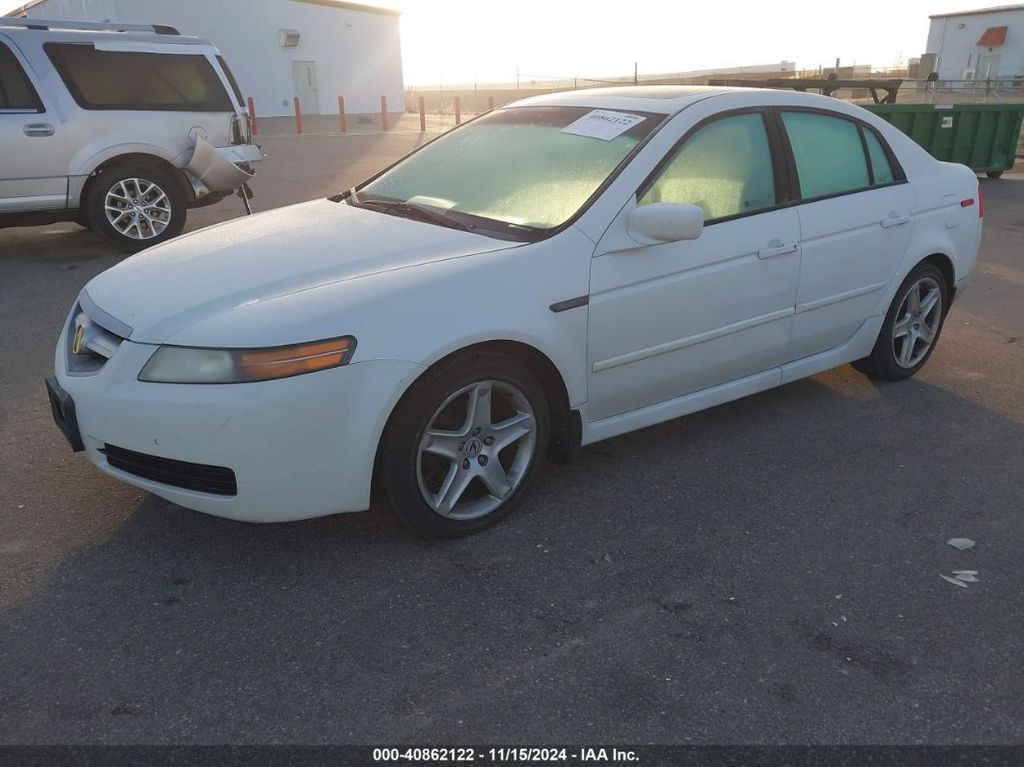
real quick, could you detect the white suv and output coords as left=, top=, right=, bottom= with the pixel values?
left=0, top=18, right=262, bottom=251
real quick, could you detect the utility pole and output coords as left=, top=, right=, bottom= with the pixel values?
left=634, top=61, right=638, bottom=85
left=516, top=67, right=520, bottom=90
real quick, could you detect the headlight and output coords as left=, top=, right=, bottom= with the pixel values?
left=138, top=336, right=356, bottom=384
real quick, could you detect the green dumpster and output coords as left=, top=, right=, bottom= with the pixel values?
left=865, top=103, right=1023, bottom=178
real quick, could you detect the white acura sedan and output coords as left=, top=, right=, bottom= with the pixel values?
left=47, top=86, right=982, bottom=537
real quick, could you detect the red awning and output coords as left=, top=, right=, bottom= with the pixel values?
left=977, top=26, right=1007, bottom=46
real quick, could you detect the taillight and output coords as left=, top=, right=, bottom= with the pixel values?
left=230, top=114, right=247, bottom=145
left=977, top=183, right=984, bottom=218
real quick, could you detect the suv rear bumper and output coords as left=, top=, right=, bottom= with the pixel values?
left=185, top=138, right=263, bottom=197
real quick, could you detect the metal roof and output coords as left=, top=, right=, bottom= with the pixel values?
left=977, top=25, right=1009, bottom=44
left=6, top=0, right=400, bottom=19
left=288, top=0, right=399, bottom=16
left=929, top=4, right=1024, bottom=20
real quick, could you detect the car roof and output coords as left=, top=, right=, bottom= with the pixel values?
left=504, top=85, right=877, bottom=118
left=506, top=85, right=734, bottom=115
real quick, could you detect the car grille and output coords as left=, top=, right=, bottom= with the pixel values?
left=102, top=444, right=238, bottom=496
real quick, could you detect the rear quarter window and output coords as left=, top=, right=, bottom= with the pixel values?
left=863, top=129, right=896, bottom=185
left=44, top=43, right=233, bottom=112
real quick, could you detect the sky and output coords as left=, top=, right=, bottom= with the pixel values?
left=1, top=0, right=999, bottom=85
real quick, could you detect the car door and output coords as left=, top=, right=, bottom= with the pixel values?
left=779, top=109, right=915, bottom=361
left=587, top=110, right=801, bottom=421
left=0, top=36, right=68, bottom=212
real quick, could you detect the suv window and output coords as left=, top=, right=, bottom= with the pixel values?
left=863, top=129, right=896, bottom=185
left=0, top=42, right=41, bottom=111
left=639, top=112, right=776, bottom=221
left=782, top=112, right=871, bottom=199
left=216, top=55, right=244, bottom=107
left=45, top=43, right=233, bottom=112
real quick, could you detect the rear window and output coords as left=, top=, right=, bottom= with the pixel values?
left=0, top=42, right=41, bottom=111
left=216, top=55, right=244, bottom=107
left=45, top=43, right=233, bottom=112
left=782, top=112, right=870, bottom=199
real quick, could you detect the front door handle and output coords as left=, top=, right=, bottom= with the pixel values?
left=23, top=123, right=55, bottom=137
left=757, top=242, right=798, bottom=260
left=881, top=213, right=910, bottom=229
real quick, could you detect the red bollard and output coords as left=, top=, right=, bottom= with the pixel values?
left=293, top=96, right=303, bottom=135
left=381, top=95, right=388, bottom=131
left=247, top=96, right=258, bottom=136
left=454, top=96, right=461, bottom=125
left=418, top=96, right=426, bottom=132
left=338, top=96, right=347, bottom=133
left=487, top=96, right=494, bottom=111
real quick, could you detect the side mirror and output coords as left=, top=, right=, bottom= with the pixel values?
left=627, top=202, right=704, bottom=245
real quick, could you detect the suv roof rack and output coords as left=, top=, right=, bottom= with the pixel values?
left=0, top=17, right=180, bottom=35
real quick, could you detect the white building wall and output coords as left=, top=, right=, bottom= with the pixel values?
left=23, top=0, right=404, bottom=116
left=925, top=7, right=1024, bottom=81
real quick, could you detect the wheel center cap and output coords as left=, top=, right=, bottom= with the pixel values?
left=464, top=438, right=482, bottom=458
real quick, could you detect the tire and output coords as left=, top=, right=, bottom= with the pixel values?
left=87, top=164, right=186, bottom=253
left=851, top=262, right=949, bottom=381
left=378, top=350, right=550, bottom=538
left=986, top=171, right=1003, bottom=180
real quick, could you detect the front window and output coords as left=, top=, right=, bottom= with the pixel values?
left=351, top=106, right=662, bottom=239
left=0, top=42, right=41, bottom=112
left=638, top=112, right=777, bottom=221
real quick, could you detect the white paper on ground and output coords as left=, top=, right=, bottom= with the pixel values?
left=940, top=574, right=969, bottom=588
left=947, top=537, right=976, bottom=551
left=562, top=110, right=646, bottom=141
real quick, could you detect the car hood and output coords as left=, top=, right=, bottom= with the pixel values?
left=84, top=199, right=517, bottom=344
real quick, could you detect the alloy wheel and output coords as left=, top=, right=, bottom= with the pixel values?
left=416, top=380, right=537, bottom=520
left=104, top=177, right=173, bottom=241
left=892, top=276, right=943, bottom=369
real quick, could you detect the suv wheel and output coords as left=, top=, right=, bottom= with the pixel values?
left=379, top=351, right=549, bottom=538
left=87, top=164, right=186, bottom=253
left=852, top=262, right=949, bottom=381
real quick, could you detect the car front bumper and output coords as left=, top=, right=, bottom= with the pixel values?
left=52, top=326, right=422, bottom=523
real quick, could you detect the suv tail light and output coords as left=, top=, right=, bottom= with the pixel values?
left=230, top=114, right=248, bottom=145
left=978, top=182, right=984, bottom=218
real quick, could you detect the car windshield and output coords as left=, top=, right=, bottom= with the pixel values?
left=350, top=106, right=663, bottom=239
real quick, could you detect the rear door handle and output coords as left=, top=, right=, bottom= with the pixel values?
left=23, top=123, right=55, bottom=137
left=757, top=242, right=798, bottom=260
left=881, top=213, right=910, bottom=228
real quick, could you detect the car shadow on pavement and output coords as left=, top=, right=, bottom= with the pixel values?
left=2, top=369, right=1022, bottom=744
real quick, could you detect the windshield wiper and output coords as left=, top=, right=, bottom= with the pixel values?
left=354, top=197, right=477, bottom=233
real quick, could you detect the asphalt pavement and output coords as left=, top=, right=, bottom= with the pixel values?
left=1, top=135, right=1022, bottom=745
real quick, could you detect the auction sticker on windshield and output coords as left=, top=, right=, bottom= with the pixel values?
left=561, top=109, right=646, bottom=140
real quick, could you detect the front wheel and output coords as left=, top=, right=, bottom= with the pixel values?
left=852, top=262, right=949, bottom=381
left=87, top=164, right=186, bottom=253
left=378, top=351, right=549, bottom=538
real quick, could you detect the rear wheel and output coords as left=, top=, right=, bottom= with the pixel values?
left=87, top=164, right=186, bottom=253
left=852, top=262, right=948, bottom=381
left=379, top=351, right=549, bottom=538
left=986, top=171, right=1003, bottom=180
